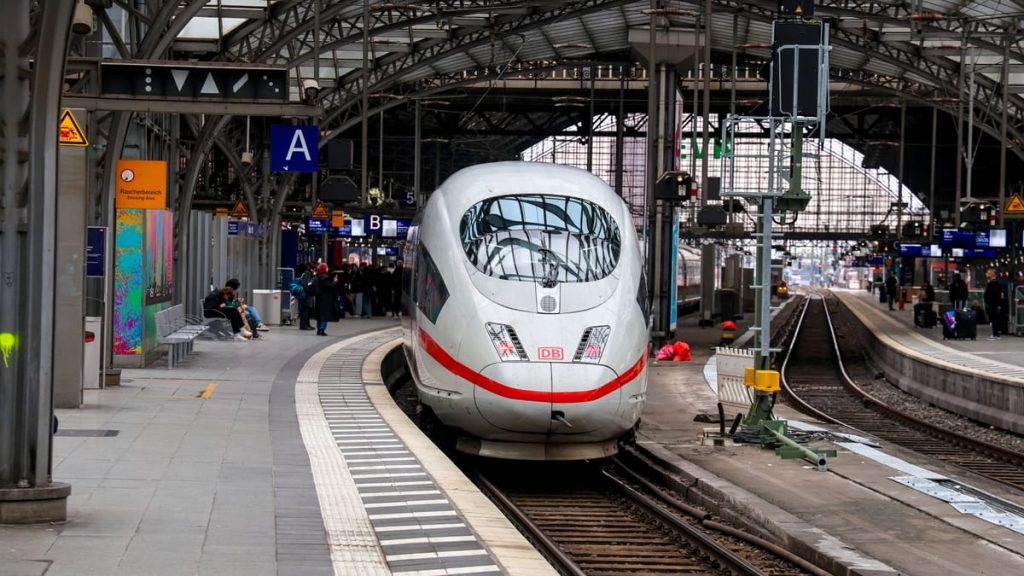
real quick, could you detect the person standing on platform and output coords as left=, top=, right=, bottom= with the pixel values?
left=950, top=273, right=968, bottom=311
left=313, top=263, right=340, bottom=336
left=984, top=268, right=1006, bottom=340
left=921, top=281, right=935, bottom=303
left=885, top=273, right=899, bottom=311
left=294, top=264, right=314, bottom=330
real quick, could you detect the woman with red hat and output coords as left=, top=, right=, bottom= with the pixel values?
left=312, top=263, right=340, bottom=336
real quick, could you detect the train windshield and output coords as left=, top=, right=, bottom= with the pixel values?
left=460, top=195, right=621, bottom=284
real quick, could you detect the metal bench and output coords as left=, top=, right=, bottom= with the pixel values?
left=155, top=304, right=208, bottom=368
left=199, top=299, right=236, bottom=340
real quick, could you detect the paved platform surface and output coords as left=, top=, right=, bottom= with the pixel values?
left=641, top=307, right=1024, bottom=576
left=0, top=319, right=552, bottom=576
left=834, top=288, right=1024, bottom=376
left=6, top=300, right=1024, bottom=576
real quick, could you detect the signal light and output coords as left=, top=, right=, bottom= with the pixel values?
left=573, top=326, right=610, bottom=363
left=486, top=323, right=527, bottom=361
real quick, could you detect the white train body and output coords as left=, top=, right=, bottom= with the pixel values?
left=400, top=162, right=649, bottom=461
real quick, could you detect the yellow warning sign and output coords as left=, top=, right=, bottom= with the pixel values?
left=794, top=5, right=803, bottom=14
left=311, top=200, right=330, bottom=219
left=229, top=199, right=249, bottom=218
left=1007, top=193, right=1024, bottom=214
left=331, top=210, right=345, bottom=228
left=58, top=109, right=88, bottom=146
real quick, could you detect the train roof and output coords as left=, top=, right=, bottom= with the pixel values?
left=433, top=161, right=626, bottom=214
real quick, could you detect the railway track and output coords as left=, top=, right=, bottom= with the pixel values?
left=470, top=456, right=820, bottom=576
left=782, top=294, right=1024, bottom=491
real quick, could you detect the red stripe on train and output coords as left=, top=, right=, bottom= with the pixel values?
left=417, top=328, right=646, bottom=403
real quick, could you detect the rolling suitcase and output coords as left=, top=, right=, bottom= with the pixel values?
left=915, top=308, right=937, bottom=328
left=914, top=303, right=936, bottom=328
left=955, top=310, right=977, bottom=340
left=942, top=310, right=957, bottom=339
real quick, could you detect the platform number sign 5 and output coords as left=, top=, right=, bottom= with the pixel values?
left=538, top=347, right=564, bottom=360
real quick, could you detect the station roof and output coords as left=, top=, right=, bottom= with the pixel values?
left=65, top=1, right=1024, bottom=227
left=162, top=0, right=1024, bottom=148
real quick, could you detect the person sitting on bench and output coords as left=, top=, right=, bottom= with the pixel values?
left=225, top=278, right=269, bottom=332
left=203, top=286, right=252, bottom=340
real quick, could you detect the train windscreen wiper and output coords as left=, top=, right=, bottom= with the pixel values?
left=538, top=248, right=559, bottom=288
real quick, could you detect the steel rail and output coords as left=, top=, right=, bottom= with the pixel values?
left=473, top=472, right=587, bottom=576
left=781, top=293, right=1024, bottom=490
left=599, top=468, right=768, bottom=576
left=614, top=448, right=833, bottom=576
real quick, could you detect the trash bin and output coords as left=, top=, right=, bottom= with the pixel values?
left=84, top=316, right=102, bottom=389
left=252, top=289, right=282, bottom=325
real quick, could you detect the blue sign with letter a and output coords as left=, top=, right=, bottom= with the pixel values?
left=270, top=125, right=319, bottom=172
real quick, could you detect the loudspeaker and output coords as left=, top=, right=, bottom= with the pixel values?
left=327, top=140, right=353, bottom=170
left=319, top=175, right=359, bottom=202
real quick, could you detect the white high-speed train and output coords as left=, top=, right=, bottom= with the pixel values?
left=400, top=162, right=650, bottom=461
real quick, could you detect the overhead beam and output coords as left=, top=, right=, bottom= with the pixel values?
left=62, top=96, right=321, bottom=117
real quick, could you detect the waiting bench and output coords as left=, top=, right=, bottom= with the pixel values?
left=155, top=304, right=208, bottom=368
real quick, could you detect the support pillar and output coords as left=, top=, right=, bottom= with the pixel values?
left=651, top=64, right=679, bottom=339
left=53, top=109, right=89, bottom=408
left=0, top=0, right=73, bottom=524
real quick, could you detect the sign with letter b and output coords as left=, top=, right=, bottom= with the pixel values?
left=270, top=125, right=319, bottom=172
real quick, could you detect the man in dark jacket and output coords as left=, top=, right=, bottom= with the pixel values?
left=885, top=274, right=899, bottom=311
left=983, top=268, right=1006, bottom=340
left=950, top=273, right=968, bottom=310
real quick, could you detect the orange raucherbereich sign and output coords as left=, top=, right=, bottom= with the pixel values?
left=115, top=160, right=167, bottom=209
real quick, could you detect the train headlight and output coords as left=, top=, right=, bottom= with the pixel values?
left=573, top=325, right=610, bottom=363
left=485, top=323, right=528, bottom=361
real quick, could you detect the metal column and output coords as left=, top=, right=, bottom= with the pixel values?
left=0, top=0, right=73, bottom=521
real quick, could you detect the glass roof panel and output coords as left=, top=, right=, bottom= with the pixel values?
left=177, top=1, right=276, bottom=39
left=177, top=16, right=248, bottom=39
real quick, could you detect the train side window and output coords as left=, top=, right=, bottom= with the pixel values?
left=636, top=273, right=650, bottom=318
left=416, top=245, right=449, bottom=323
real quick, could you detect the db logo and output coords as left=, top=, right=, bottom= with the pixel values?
left=538, top=347, right=564, bottom=360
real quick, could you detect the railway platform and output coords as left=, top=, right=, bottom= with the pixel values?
left=641, top=309, right=1024, bottom=576
left=0, top=322, right=553, bottom=576
left=4, top=309, right=1024, bottom=576
left=830, top=289, right=1024, bottom=435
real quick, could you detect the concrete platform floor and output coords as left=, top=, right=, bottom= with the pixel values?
left=641, top=309, right=1024, bottom=576
left=837, top=288, right=1024, bottom=369
left=0, top=318, right=398, bottom=576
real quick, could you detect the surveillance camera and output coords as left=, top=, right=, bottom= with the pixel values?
left=72, top=1, right=94, bottom=36
left=241, top=151, right=253, bottom=167
left=302, top=79, right=320, bottom=100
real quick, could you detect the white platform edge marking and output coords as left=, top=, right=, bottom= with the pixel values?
left=835, top=441, right=948, bottom=480
left=837, top=291, right=1024, bottom=384
left=362, top=339, right=560, bottom=576
left=296, top=332, right=392, bottom=576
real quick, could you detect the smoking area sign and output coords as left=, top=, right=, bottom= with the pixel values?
left=270, top=125, right=319, bottom=172
left=115, top=160, right=167, bottom=209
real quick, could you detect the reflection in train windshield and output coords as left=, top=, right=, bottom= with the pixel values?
left=460, top=195, right=621, bottom=284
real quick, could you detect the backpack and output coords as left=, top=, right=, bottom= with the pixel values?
left=289, top=281, right=305, bottom=298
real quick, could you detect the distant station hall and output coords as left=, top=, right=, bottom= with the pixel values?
left=5, top=1, right=1024, bottom=575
